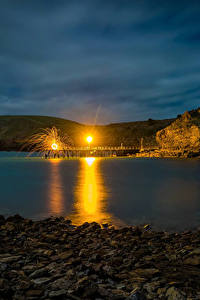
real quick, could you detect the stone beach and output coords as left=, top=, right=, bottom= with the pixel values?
left=0, top=215, right=200, bottom=300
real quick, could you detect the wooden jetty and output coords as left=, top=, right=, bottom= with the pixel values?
left=45, top=146, right=139, bottom=158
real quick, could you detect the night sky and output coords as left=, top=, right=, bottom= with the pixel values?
left=0, top=0, right=200, bottom=124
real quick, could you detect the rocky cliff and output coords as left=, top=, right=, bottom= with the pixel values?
left=156, top=108, right=200, bottom=155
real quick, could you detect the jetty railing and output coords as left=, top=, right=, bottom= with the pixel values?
left=67, top=146, right=137, bottom=150
left=44, top=145, right=138, bottom=158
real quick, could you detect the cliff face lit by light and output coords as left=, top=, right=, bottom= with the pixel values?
left=156, top=109, right=200, bottom=151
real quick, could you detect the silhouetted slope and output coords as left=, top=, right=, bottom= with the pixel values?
left=92, top=119, right=174, bottom=148
left=0, top=116, right=83, bottom=150
left=0, top=115, right=174, bottom=150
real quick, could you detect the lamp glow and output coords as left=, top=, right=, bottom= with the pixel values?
left=86, top=136, right=93, bottom=143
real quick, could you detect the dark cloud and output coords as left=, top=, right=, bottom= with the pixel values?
left=0, top=0, right=200, bottom=123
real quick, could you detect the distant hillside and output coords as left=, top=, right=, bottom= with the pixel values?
left=93, top=118, right=174, bottom=148
left=0, top=116, right=83, bottom=150
left=0, top=115, right=174, bottom=151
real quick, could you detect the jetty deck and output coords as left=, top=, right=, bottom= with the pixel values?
left=45, top=146, right=139, bottom=158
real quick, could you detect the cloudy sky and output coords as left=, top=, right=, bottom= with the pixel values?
left=0, top=0, right=200, bottom=124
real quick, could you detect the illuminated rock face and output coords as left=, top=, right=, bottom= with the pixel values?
left=156, top=109, right=200, bottom=151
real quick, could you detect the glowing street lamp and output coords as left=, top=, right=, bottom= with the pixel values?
left=86, top=136, right=93, bottom=144
left=86, top=136, right=93, bottom=151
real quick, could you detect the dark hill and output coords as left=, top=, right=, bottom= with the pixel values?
left=0, top=115, right=174, bottom=150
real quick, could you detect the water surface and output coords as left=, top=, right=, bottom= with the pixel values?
left=0, top=152, right=200, bottom=231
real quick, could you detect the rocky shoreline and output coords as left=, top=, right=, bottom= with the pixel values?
left=0, top=215, right=200, bottom=300
left=135, top=150, right=200, bottom=159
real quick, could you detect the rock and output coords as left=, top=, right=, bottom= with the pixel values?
left=76, top=276, right=89, bottom=287
left=6, top=214, right=24, bottom=223
left=82, top=284, right=98, bottom=298
left=143, top=281, right=160, bottom=293
left=26, top=290, right=43, bottom=297
left=49, top=289, right=67, bottom=298
left=188, top=248, right=200, bottom=255
left=22, top=265, right=37, bottom=274
left=184, top=256, right=200, bottom=265
left=102, top=223, right=109, bottom=228
left=87, top=222, right=101, bottom=231
left=58, top=250, right=73, bottom=260
left=157, top=287, right=167, bottom=297
left=3, top=222, right=16, bottom=231
left=127, top=291, right=145, bottom=300
left=0, top=278, right=7, bottom=289
left=0, top=263, right=7, bottom=271
left=130, top=268, right=159, bottom=277
left=66, top=269, right=75, bottom=279
left=29, top=267, right=49, bottom=278
left=64, top=219, right=72, bottom=224
left=110, top=256, right=123, bottom=266
left=98, top=285, right=111, bottom=298
left=166, top=287, right=186, bottom=300
left=49, top=277, right=71, bottom=290
left=89, top=253, right=101, bottom=262
left=0, top=255, right=21, bottom=263
left=32, top=277, right=51, bottom=285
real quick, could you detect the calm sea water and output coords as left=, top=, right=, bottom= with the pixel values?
left=0, top=152, right=200, bottom=231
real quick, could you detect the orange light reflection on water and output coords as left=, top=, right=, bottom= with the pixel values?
left=49, top=159, right=64, bottom=215
left=83, top=158, right=98, bottom=215
left=48, top=157, right=123, bottom=226
left=71, top=157, right=112, bottom=224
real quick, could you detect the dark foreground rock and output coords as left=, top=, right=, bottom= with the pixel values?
left=0, top=215, right=200, bottom=300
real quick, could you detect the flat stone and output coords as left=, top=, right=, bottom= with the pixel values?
left=29, top=267, right=48, bottom=279
left=188, top=248, right=200, bottom=256
left=0, top=255, right=21, bottom=263
left=49, top=289, right=67, bottom=298
left=143, top=281, right=160, bottom=293
left=32, top=277, right=51, bottom=285
left=131, top=268, right=159, bottom=277
left=3, top=222, right=16, bottom=231
left=184, top=256, right=200, bottom=265
left=26, top=290, right=43, bottom=297
left=0, top=262, right=7, bottom=271
left=126, top=291, right=144, bottom=300
left=49, top=277, right=71, bottom=290
left=58, top=250, right=73, bottom=260
left=166, top=287, right=186, bottom=300
left=0, top=279, right=6, bottom=289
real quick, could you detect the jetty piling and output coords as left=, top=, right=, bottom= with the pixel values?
left=44, top=146, right=138, bottom=158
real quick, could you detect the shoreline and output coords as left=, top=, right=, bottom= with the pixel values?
left=0, top=215, right=200, bottom=299
left=0, top=150, right=200, bottom=160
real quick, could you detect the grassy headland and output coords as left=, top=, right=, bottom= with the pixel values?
left=1, top=108, right=200, bottom=157
left=0, top=115, right=174, bottom=151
